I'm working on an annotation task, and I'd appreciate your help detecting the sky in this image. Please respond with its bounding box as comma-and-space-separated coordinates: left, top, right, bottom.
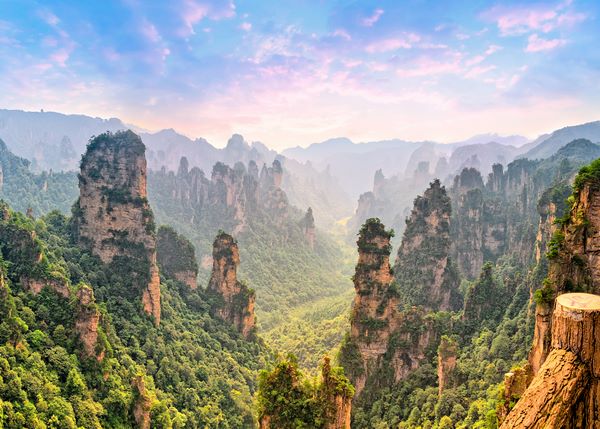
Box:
1, 0, 599, 149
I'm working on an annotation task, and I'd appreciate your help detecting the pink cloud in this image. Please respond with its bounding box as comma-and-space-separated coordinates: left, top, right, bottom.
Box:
333, 29, 351, 41
240, 22, 252, 31
361, 8, 384, 27
179, 0, 235, 37
465, 44, 502, 67
366, 33, 420, 53
525, 34, 567, 52
141, 20, 161, 42
50, 48, 71, 67
396, 56, 462, 78
38, 10, 60, 26
465, 65, 496, 79
483, 1, 587, 36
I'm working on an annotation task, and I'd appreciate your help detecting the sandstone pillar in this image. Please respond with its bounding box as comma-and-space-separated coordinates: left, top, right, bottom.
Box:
501, 293, 600, 429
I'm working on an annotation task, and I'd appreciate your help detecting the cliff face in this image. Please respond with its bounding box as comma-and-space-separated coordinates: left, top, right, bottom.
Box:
501, 161, 600, 427
207, 232, 255, 338
75, 284, 104, 361
437, 336, 458, 396
529, 167, 600, 375
301, 207, 316, 249
341, 218, 440, 396
451, 168, 506, 279
150, 157, 288, 235
395, 179, 462, 311
345, 218, 396, 394
502, 293, 600, 429
73, 130, 161, 324
156, 225, 198, 289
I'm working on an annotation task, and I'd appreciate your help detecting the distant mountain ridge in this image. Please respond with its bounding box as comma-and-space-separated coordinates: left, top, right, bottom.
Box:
520, 121, 600, 160
1, 108, 599, 220
0, 109, 351, 227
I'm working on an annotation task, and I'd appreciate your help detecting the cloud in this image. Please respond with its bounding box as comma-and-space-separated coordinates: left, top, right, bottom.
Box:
333, 29, 351, 41
178, 0, 236, 37
483, 1, 587, 36
525, 34, 567, 52
361, 8, 384, 27
50, 49, 71, 67
365, 33, 420, 53
396, 55, 462, 78
465, 44, 502, 67
465, 65, 496, 79
240, 22, 252, 31
38, 10, 60, 26
140, 19, 161, 42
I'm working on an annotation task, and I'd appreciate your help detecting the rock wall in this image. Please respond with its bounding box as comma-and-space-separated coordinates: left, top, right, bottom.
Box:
395, 179, 462, 311
502, 293, 600, 428
74, 130, 161, 324
529, 174, 600, 375
450, 168, 506, 279
341, 218, 440, 397
150, 157, 288, 235
207, 232, 255, 338
437, 336, 458, 397
75, 284, 104, 361
301, 207, 316, 249
156, 225, 198, 289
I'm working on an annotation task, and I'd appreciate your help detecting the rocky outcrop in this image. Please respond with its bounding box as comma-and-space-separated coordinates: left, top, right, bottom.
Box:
207, 232, 255, 338
395, 179, 462, 311
503, 162, 600, 427
21, 277, 69, 298
529, 166, 600, 375
301, 207, 316, 249
497, 367, 529, 424
156, 225, 198, 289
502, 293, 600, 428
343, 183, 463, 399
450, 168, 506, 279
149, 158, 288, 235
437, 336, 458, 397
320, 357, 353, 429
73, 130, 161, 324
75, 284, 104, 361
341, 218, 440, 396
342, 218, 396, 394
259, 356, 354, 429
132, 375, 152, 429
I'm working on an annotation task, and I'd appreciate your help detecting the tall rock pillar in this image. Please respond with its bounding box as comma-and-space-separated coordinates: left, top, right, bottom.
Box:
73, 130, 161, 324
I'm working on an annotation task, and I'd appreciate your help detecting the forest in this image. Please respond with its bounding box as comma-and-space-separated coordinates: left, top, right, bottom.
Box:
0, 126, 599, 428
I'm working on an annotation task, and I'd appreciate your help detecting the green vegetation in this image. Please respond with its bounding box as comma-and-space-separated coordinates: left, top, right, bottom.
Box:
573, 157, 600, 192
546, 231, 565, 260
156, 225, 198, 284
0, 139, 77, 216
0, 202, 266, 427
147, 163, 354, 362
257, 355, 353, 428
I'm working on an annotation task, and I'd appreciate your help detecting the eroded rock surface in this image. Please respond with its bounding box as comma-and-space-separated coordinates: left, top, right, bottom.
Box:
73, 130, 161, 324
207, 232, 255, 338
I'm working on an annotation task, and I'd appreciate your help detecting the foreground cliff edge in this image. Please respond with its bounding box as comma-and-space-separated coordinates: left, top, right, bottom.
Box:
502, 159, 600, 428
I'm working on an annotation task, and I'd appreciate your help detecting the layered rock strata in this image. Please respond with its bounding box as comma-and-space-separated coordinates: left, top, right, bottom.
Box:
207, 232, 255, 338
74, 130, 161, 324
